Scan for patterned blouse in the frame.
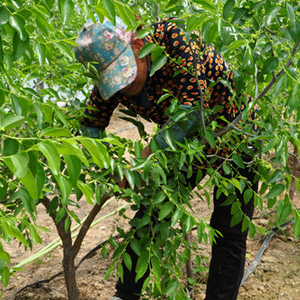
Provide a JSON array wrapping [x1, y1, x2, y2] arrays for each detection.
[[82, 18, 258, 169]]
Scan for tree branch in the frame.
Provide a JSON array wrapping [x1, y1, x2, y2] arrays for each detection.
[[40, 196, 72, 256], [70, 194, 111, 260], [289, 144, 299, 201]]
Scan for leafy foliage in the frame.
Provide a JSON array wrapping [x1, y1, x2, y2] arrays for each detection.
[[0, 0, 299, 299]]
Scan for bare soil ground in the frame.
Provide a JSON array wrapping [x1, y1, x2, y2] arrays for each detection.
[[1, 110, 300, 300]]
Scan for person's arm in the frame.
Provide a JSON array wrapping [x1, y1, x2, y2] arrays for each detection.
[[81, 85, 119, 137]]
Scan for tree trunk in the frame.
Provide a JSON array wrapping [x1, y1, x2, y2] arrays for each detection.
[[289, 144, 299, 201], [185, 231, 194, 286], [63, 247, 79, 300], [40, 195, 111, 300]]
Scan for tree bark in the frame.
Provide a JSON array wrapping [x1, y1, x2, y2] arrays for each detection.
[[63, 246, 79, 300], [40, 194, 111, 300], [289, 144, 299, 201]]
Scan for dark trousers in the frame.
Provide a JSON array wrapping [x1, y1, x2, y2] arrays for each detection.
[[115, 160, 258, 300]]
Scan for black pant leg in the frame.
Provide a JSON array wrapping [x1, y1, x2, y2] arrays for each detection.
[[205, 163, 258, 300]]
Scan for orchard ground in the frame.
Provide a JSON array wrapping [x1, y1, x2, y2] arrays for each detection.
[[2, 109, 300, 300]]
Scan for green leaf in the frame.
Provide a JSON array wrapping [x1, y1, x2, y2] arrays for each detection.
[[101, 136, 124, 147], [223, 0, 235, 21], [153, 190, 167, 204], [203, 21, 217, 45], [36, 162, 45, 199], [115, 2, 135, 28], [164, 278, 179, 295], [59, 140, 89, 167], [205, 131, 215, 148], [163, 128, 177, 150], [0, 178, 8, 202], [18, 187, 34, 215], [286, 3, 295, 27], [9, 14, 27, 41], [193, 0, 214, 11], [135, 264, 148, 282], [136, 251, 149, 270], [278, 203, 291, 226], [232, 8, 248, 23], [55, 207, 66, 224], [64, 155, 81, 188], [243, 188, 253, 204], [5, 54, 13, 72], [40, 127, 72, 137], [265, 183, 285, 199], [232, 153, 244, 169], [81, 138, 110, 168], [1, 266, 10, 287], [123, 252, 132, 271], [138, 43, 157, 59], [103, 0, 116, 23], [49, 196, 59, 216], [294, 216, 300, 239], [268, 169, 283, 184], [36, 43, 46, 65], [57, 175, 72, 206], [137, 215, 151, 228], [242, 216, 250, 232], [261, 57, 278, 75], [0, 6, 9, 25], [3, 138, 19, 156], [61, 0, 75, 24], [28, 223, 42, 245], [274, 74, 287, 97], [0, 243, 10, 264], [64, 216, 71, 232], [151, 256, 162, 278], [265, 7, 280, 26], [231, 211, 243, 227], [158, 201, 174, 220], [11, 151, 29, 178], [171, 208, 183, 227], [55, 42, 73, 60], [0, 36, 3, 63], [130, 239, 142, 256], [12, 32, 29, 60], [181, 215, 194, 235], [222, 163, 231, 175], [77, 181, 94, 205], [186, 15, 204, 32], [37, 141, 61, 176], [125, 169, 135, 190], [11, 94, 30, 116], [241, 45, 253, 70], [150, 54, 167, 77], [0, 114, 24, 130]]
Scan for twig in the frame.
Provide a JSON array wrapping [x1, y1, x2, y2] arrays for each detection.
[[254, 64, 258, 99], [71, 194, 111, 260], [289, 144, 299, 200], [184, 231, 194, 287]]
